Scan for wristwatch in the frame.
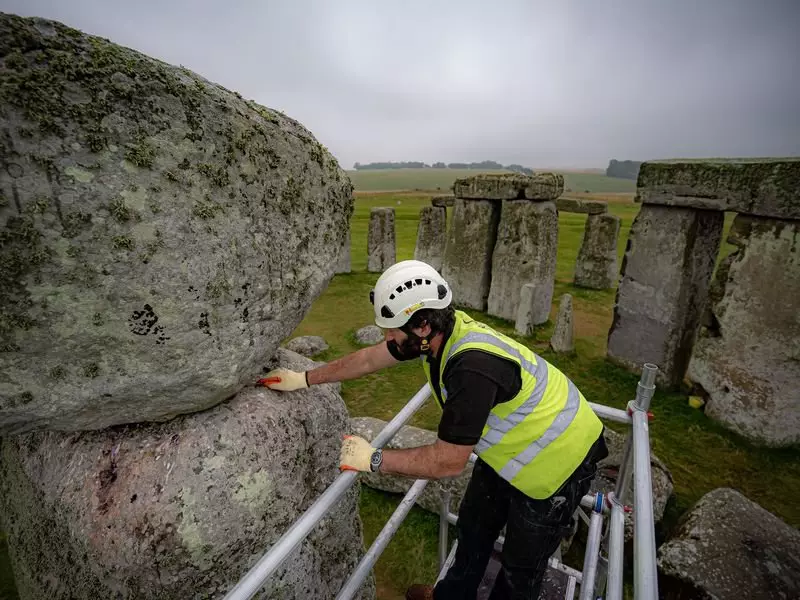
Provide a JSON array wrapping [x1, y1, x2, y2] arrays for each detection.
[[369, 448, 383, 473]]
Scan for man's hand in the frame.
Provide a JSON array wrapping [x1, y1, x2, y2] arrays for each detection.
[[340, 435, 375, 472], [257, 369, 308, 391]]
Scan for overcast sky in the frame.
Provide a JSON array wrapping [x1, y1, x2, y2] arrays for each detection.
[[2, 0, 799, 169]]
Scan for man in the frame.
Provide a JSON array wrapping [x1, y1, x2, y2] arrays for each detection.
[[261, 260, 608, 600]]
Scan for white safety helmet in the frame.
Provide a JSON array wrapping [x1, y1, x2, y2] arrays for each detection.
[[370, 260, 452, 329]]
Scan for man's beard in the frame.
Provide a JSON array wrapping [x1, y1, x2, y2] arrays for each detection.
[[397, 331, 425, 359]]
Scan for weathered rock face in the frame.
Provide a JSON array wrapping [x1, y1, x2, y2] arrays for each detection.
[[556, 198, 608, 215], [607, 205, 723, 387], [0, 14, 353, 434], [658, 488, 800, 600], [442, 198, 500, 310], [487, 200, 558, 322], [573, 213, 621, 290], [355, 325, 383, 346], [0, 349, 374, 600], [637, 158, 800, 220], [453, 173, 563, 201], [549, 294, 574, 353], [514, 283, 547, 334], [414, 205, 446, 272], [431, 195, 454, 208], [335, 227, 351, 274], [285, 335, 329, 358], [367, 207, 395, 273], [687, 216, 800, 446]]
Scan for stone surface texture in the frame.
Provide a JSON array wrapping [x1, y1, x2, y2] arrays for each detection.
[[414, 205, 447, 272], [687, 216, 800, 447], [453, 173, 563, 201], [367, 207, 395, 273], [335, 227, 351, 274], [285, 335, 329, 357], [636, 158, 800, 220], [354, 325, 384, 346], [658, 488, 800, 600], [488, 200, 558, 321], [574, 213, 621, 289], [549, 294, 574, 353], [0, 349, 374, 600], [514, 283, 547, 335], [442, 198, 500, 310], [431, 195, 454, 208], [607, 205, 723, 387], [556, 198, 608, 215], [0, 14, 353, 434]]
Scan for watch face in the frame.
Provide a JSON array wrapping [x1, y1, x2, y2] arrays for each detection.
[[370, 449, 382, 471]]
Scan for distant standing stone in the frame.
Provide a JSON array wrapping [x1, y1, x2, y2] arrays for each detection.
[[414, 206, 447, 272], [550, 295, 574, 353], [574, 214, 621, 289], [285, 335, 329, 357], [367, 208, 395, 273], [515, 283, 550, 335], [355, 325, 384, 346]]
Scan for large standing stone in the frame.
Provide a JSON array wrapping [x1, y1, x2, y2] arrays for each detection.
[[607, 205, 723, 387], [488, 200, 558, 321], [335, 226, 351, 274], [453, 172, 563, 201], [367, 208, 395, 273], [549, 294, 574, 353], [658, 488, 800, 600], [0, 14, 353, 434], [0, 349, 374, 600], [637, 158, 800, 220], [414, 205, 447, 272], [442, 199, 501, 310], [687, 216, 800, 446], [574, 213, 621, 289]]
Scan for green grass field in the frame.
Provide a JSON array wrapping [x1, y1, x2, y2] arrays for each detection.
[[289, 192, 800, 599], [348, 168, 637, 194]]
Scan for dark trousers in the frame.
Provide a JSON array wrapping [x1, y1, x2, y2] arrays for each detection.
[[434, 433, 608, 600]]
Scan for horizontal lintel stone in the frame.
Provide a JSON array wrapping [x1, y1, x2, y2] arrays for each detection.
[[453, 172, 564, 201], [556, 198, 608, 215], [636, 157, 800, 220]]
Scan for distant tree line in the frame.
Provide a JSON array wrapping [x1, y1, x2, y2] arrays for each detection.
[[606, 159, 642, 180], [353, 160, 533, 175]]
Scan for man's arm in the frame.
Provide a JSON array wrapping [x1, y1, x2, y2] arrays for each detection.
[[307, 341, 398, 385], [379, 439, 473, 479]]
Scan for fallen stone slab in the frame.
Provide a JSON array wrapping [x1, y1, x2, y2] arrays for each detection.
[[658, 487, 800, 600], [285, 335, 329, 357], [0, 13, 353, 434], [453, 173, 564, 201], [0, 349, 374, 600], [354, 325, 384, 346], [556, 198, 608, 214], [637, 158, 800, 220], [688, 215, 800, 446]]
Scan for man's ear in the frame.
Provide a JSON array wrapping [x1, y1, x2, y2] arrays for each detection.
[[413, 321, 432, 338]]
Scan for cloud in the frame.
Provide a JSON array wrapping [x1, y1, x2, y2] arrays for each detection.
[[2, 0, 798, 168]]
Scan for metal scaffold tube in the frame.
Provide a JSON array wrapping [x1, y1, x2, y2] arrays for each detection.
[[438, 492, 451, 571], [605, 494, 626, 600], [579, 498, 605, 600], [336, 479, 430, 600], [222, 384, 431, 600], [633, 408, 658, 600]]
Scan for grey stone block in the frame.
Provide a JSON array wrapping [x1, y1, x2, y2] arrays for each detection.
[[607, 205, 723, 387], [688, 216, 800, 447], [488, 201, 558, 322], [574, 213, 621, 290], [285, 335, 329, 357], [549, 294, 574, 353], [658, 488, 800, 600], [335, 227, 351, 274], [414, 206, 447, 272], [431, 195, 455, 208], [367, 208, 395, 273], [637, 158, 800, 220], [0, 348, 374, 600], [354, 325, 384, 346], [453, 173, 563, 201], [0, 13, 354, 434], [556, 198, 608, 214], [442, 198, 501, 310]]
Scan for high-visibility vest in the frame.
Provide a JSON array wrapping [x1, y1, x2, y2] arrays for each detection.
[[422, 310, 603, 499]]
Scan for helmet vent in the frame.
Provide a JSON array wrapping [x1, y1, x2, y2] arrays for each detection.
[[389, 294, 395, 300], [381, 305, 395, 319], [425, 279, 431, 285], [415, 278, 422, 285], [404, 280, 413, 289], [437, 284, 448, 300], [396, 286, 403, 294]]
